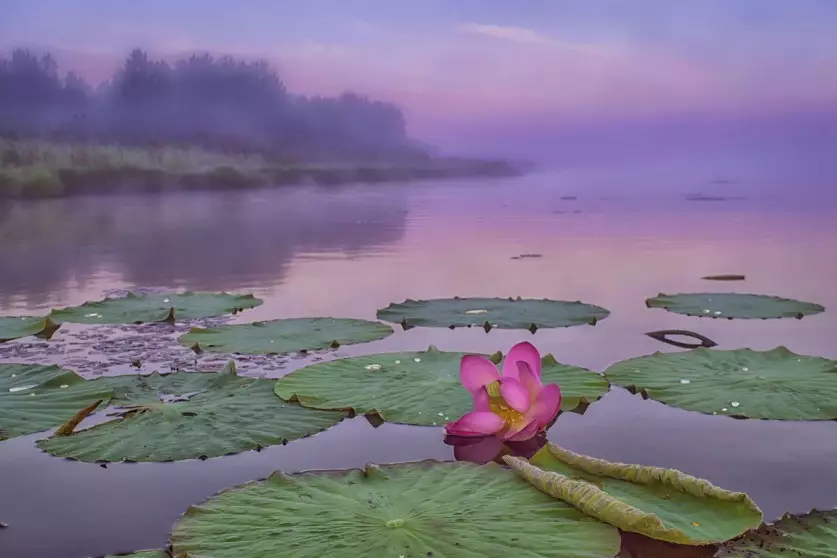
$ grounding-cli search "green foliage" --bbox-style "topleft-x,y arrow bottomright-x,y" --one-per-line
179,317 -> 393,355
274,347 -> 608,426
604,347 -> 837,420
49,291 -> 262,324
377,297 -> 610,330
170,461 -> 621,557
0,316 -> 60,342
722,509 -> 837,557
0,364 -> 113,440
646,292 -> 825,320
505,443 -> 763,545
37,364 -> 346,462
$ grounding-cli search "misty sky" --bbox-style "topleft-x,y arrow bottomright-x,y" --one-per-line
2,1 -> 836,156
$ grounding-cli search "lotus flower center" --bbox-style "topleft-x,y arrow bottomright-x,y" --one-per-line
485,381 -> 523,425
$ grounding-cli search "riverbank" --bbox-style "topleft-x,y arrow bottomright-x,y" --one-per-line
0,140 -> 522,198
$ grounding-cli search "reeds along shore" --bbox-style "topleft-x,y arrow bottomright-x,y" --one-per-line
0,140 -> 521,198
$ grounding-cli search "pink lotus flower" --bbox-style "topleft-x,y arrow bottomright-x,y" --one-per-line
444,342 -> 562,442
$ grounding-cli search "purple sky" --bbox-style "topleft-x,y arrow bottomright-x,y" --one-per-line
2,0 -> 836,158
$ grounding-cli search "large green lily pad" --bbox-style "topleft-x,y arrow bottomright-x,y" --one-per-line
37,363 -> 346,462
645,292 -> 824,320
170,461 -> 621,558
275,347 -> 609,426
377,297 -> 610,330
178,317 -> 393,355
0,316 -> 61,342
722,509 -> 837,557
49,291 -> 262,325
505,443 -> 763,545
604,347 -> 837,420
0,364 -> 113,440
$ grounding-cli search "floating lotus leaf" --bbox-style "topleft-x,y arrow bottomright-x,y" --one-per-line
49,291 -> 262,325
0,364 -> 113,440
722,509 -> 837,557
178,317 -> 393,355
645,292 -> 824,320
377,297 -> 610,330
170,461 -> 621,558
0,316 -> 61,342
275,347 -> 609,426
604,347 -> 837,420
504,443 -> 763,545
37,363 -> 346,462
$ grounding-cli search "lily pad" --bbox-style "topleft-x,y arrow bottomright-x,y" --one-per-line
37,363 -> 346,462
170,461 -> 621,557
377,297 -> 610,330
49,291 -> 262,324
645,292 -> 824,320
504,443 -> 763,545
721,509 -> 837,557
0,316 -> 61,342
275,346 -> 609,426
604,347 -> 837,420
178,317 -> 393,355
0,364 -> 113,440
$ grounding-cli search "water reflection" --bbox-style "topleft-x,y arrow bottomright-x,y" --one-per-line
444,433 -> 547,465
0,185 -> 407,309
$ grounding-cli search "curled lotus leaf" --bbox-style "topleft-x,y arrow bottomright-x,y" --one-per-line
504,443 -> 763,545
37,362 -> 346,462
645,292 -> 824,320
721,509 -> 837,557
376,297 -> 610,330
178,317 -> 393,355
274,346 -> 609,426
49,291 -> 262,325
170,461 -> 621,558
0,316 -> 61,342
0,364 -> 113,440
604,347 -> 837,420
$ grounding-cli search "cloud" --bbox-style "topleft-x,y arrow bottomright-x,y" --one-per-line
456,23 -> 600,55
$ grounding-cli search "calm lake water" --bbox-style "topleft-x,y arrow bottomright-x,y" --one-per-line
1,168 -> 837,557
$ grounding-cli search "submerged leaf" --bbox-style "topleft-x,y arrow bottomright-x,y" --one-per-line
170,461 -> 620,557
504,443 -> 763,545
645,292 -> 824,320
0,316 -> 61,342
721,509 -> 837,557
604,347 -> 837,420
37,366 -> 346,462
377,297 -> 610,329
49,291 -> 262,324
274,348 -> 609,426
0,364 -> 113,440
178,317 -> 393,355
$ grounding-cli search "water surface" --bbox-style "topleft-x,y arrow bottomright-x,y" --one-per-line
1,170 -> 836,557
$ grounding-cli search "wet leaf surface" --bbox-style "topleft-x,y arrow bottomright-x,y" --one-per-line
605,347 -> 837,420
0,363 -> 113,440
170,461 -> 621,558
645,292 -> 824,320
49,291 -> 262,325
274,347 -> 609,425
377,296 -> 610,330
37,363 -> 346,462
178,317 -> 393,355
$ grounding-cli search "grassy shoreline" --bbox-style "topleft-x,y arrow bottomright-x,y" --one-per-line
0,140 -> 522,198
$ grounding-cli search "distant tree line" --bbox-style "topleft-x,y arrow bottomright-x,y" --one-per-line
0,48 -> 427,161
